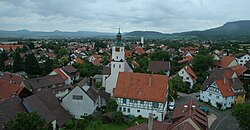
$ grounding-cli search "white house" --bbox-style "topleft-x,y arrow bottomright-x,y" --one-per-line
235,53 -> 250,66
114,72 -> 169,121
104,29 -> 133,96
200,68 -> 238,109
61,78 -> 110,118
177,65 -> 197,89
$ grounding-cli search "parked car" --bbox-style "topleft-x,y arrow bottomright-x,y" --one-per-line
199,106 -> 209,114
168,102 -> 175,111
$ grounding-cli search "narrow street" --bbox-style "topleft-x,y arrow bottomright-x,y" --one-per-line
175,92 -> 240,130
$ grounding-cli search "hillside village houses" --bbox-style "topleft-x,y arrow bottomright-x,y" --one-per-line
177,65 -> 197,89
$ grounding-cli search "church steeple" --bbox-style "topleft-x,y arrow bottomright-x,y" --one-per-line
115,28 -> 123,46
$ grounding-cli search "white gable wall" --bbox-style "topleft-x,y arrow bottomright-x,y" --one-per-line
200,82 -> 234,109
178,68 -> 194,89
235,54 -> 250,66
61,86 -> 96,118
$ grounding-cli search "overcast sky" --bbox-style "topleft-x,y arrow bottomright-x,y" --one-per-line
0,0 -> 250,33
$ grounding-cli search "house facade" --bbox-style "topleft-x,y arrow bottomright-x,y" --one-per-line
177,65 -> 197,89
61,78 -> 110,118
235,53 -> 250,66
114,72 -> 169,121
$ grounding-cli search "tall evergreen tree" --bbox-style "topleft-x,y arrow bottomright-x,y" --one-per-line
0,54 -> 4,71
25,53 -> 40,75
42,58 -> 53,75
13,52 -> 23,72
1,50 -> 8,60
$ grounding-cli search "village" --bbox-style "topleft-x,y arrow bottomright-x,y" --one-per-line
0,30 -> 250,130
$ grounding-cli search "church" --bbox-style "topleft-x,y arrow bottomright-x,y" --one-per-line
103,29 -> 133,96
103,30 -> 169,121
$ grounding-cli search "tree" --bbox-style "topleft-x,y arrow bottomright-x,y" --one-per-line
0,54 -> 4,71
5,112 -> 48,130
42,58 -> 54,75
1,50 -> 8,60
24,53 -> 40,75
171,75 -> 189,93
232,103 -> 250,130
77,61 -> 101,77
13,52 -> 23,72
27,42 -> 35,50
192,54 -> 215,84
106,98 -> 118,112
111,111 -> 124,124
150,50 -> 170,61
58,48 -> 69,57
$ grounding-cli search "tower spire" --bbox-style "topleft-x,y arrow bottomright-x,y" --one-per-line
115,28 -> 123,46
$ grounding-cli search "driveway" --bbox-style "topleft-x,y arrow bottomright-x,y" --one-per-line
175,92 -> 240,130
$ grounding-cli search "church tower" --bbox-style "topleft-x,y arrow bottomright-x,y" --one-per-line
105,29 -> 131,96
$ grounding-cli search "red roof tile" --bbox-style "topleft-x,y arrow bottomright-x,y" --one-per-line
0,79 -> 24,100
184,65 -> 197,81
230,65 -> 247,76
218,56 -> 235,68
114,72 -> 168,103
54,68 -> 69,80
134,47 -> 145,55
74,58 -> 83,64
178,56 -> 193,63
0,45 -> 23,51
216,79 -> 235,97
0,72 -> 24,85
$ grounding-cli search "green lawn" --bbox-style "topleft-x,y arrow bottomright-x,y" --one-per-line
85,117 -> 147,130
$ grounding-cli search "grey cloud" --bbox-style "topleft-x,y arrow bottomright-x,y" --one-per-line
0,0 -> 250,33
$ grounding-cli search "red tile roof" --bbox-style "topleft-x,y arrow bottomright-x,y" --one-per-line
0,79 -> 24,100
0,72 -> 24,85
0,45 -> 23,51
54,68 -> 69,80
184,65 -> 197,81
74,58 -> 83,64
217,56 -> 235,68
178,56 -> 193,63
230,65 -> 247,76
216,79 -> 235,97
125,50 -> 133,58
114,72 -> 168,103
134,47 -> 145,55
171,100 -> 208,130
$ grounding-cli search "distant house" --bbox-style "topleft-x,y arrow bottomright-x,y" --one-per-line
200,68 -> 247,109
148,61 -> 170,76
22,89 -> 71,129
49,65 -> 80,84
134,47 -> 145,55
234,53 -> 250,66
216,56 -> 238,68
87,54 -> 103,66
114,72 -> 169,121
177,65 -> 197,89
0,79 -> 32,101
61,78 -> 110,118
0,72 -> 24,85
178,56 -> 193,64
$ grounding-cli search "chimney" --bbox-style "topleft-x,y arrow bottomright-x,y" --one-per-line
148,113 -> 154,130
149,74 -> 152,87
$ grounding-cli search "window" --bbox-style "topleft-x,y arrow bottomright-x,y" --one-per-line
137,110 -> 140,113
129,99 -> 133,103
113,64 -> 115,68
119,107 -> 122,111
186,77 -> 189,80
123,108 -> 126,112
72,95 -> 83,100
121,48 -> 123,51
216,96 -> 219,99
115,47 -> 120,52
116,56 -> 118,59
209,93 -> 212,96
128,108 -> 130,113
134,100 -> 138,103
123,98 -> 126,104
140,101 -> 144,104
182,71 -> 184,74
84,113 -> 88,116
119,64 -> 121,68
153,102 -> 159,108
